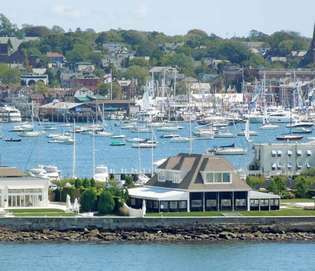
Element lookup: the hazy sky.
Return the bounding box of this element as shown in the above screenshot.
[2,0,315,37]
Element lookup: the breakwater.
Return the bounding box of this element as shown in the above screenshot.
[0,216,314,242]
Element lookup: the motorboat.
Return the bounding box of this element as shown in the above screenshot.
[276,134,303,141]
[10,123,33,132]
[214,129,235,138]
[132,141,157,148]
[157,125,183,132]
[208,143,246,155]
[110,140,126,146]
[19,131,44,137]
[136,174,150,185]
[4,138,21,142]
[292,128,312,134]
[0,105,22,122]
[111,134,126,139]
[193,127,215,139]
[160,134,180,139]
[126,137,146,143]
[260,123,279,129]
[93,165,109,182]
[28,165,61,181]
[170,136,190,143]
[131,127,151,133]
[286,121,314,128]
[95,131,112,137]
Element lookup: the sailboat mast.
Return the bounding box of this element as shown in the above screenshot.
[72,119,76,178]
[92,120,95,177]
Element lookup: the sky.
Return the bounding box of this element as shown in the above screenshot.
[2,0,315,37]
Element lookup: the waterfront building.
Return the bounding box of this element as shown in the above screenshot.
[249,142,315,176]
[0,167,49,208]
[128,153,279,212]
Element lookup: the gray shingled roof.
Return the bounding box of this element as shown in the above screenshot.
[147,153,251,192]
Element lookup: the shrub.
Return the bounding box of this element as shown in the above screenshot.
[268,176,286,195]
[97,191,115,215]
[80,189,97,212]
[246,175,265,189]
[294,176,311,198]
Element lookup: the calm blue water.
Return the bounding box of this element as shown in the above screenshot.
[0,121,311,178]
[0,242,314,271]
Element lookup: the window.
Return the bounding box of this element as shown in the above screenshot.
[277,150,282,157]
[221,199,231,207]
[169,201,177,210]
[287,150,292,156]
[178,201,187,209]
[223,173,230,183]
[158,170,181,184]
[206,199,217,207]
[130,198,136,205]
[251,199,259,206]
[202,172,231,183]
[271,150,276,157]
[160,201,169,210]
[191,200,202,208]
[260,199,269,206]
[297,150,302,156]
[307,150,312,156]
[235,199,246,207]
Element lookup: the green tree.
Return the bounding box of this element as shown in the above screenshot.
[246,176,265,189]
[125,65,149,86]
[80,189,97,212]
[97,191,115,214]
[34,81,48,95]
[294,176,311,198]
[0,14,19,36]
[0,64,20,84]
[268,176,286,195]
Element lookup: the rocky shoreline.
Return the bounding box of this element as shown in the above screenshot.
[0,224,314,242]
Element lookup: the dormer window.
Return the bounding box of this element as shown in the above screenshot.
[157,169,182,184]
[201,171,232,184]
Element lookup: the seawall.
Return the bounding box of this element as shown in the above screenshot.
[0,216,314,242]
[0,216,314,231]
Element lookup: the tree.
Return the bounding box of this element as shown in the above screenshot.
[0,64,20,84]
[80,189,97,212]
[97,191,115,214]
[51,25,65,34]
[22,26,50,37]
[246,176,265,189]
[34,81,48,95]
[294,176,310,198]
[268,176,286,195]
[125,65,149,86]
[65,43,92,63]
[0,14,19,36]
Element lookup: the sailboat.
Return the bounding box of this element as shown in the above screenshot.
[260,109,278,129]
[276,109,303,141]
[237,120,257,138]
[19,101,44,137]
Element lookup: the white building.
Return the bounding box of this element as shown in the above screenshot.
[249,142,315,176]
[0,167,49,208]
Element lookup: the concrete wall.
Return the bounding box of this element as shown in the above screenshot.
[0,216,314,231]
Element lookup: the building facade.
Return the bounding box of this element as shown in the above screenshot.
[129,153,280,213]
[249,142,315,176]
[0,167,49,208]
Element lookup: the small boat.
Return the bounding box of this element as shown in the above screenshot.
[93,165,109,182]
[197,119,210,126]
[286,121,314,128]
[157,126,183,132]
[131,127,151,133]
[110,140,126,146]
[208,143,246,155]
[95,131,112,137]
[111,134,126,139]
[170,136,190,143]
[259,123,279,129]
[4,138,21,142]
[237,131,257,136]
[132,141,157,148]
[214,130,235,138]
[19,131,44,137]
[160,134,180,139]
[126,137,146,143]
[292,128,312,134]
[276,134,303,141]
[10,123,33,132]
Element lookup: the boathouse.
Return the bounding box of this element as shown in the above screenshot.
[128,153,280,212]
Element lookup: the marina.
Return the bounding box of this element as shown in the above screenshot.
[0,119,314,178]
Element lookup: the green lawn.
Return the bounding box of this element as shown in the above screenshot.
[146,211,223,217]
[240,209,315,216]
[7,208,74,217]
[281,198,315,203]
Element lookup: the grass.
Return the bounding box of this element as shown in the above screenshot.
[240,208,315,216]
[146,211,222,217]
[146,211,223,217]
[281,198,315,203]
[7,208,74,217]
